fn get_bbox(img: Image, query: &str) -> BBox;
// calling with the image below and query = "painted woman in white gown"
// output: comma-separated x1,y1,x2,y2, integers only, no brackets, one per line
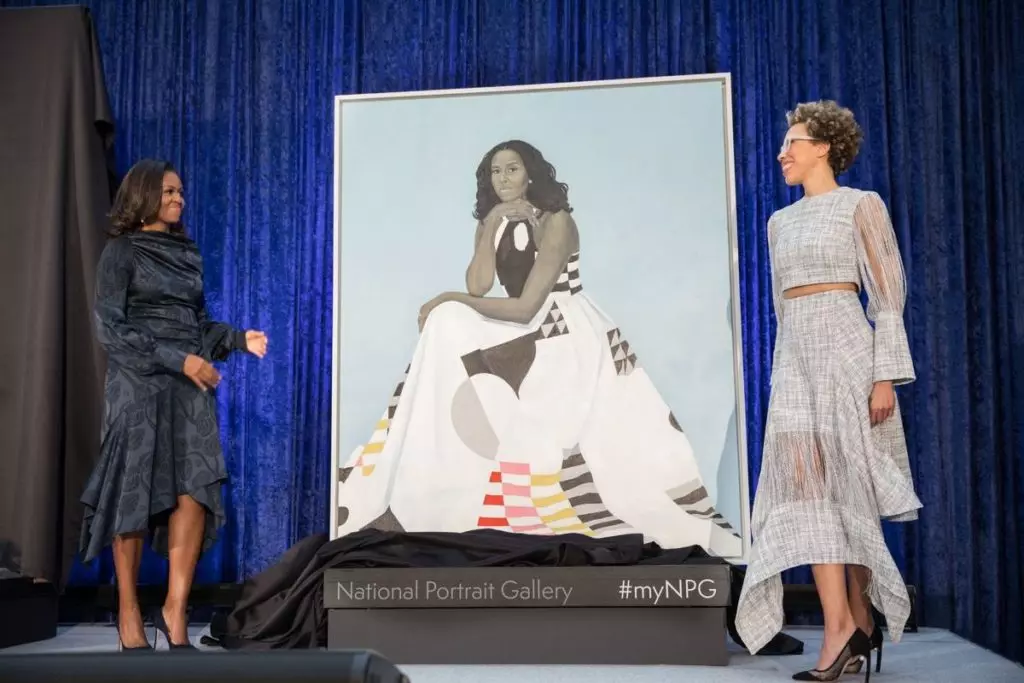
335,139,741,557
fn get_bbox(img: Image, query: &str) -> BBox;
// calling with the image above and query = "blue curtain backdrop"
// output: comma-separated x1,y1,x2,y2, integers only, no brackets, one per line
2,0,1021,663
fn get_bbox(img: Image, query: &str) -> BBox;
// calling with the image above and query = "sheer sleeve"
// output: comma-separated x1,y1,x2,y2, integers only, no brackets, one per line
853,192,916,385
94,237,188,374
197,293,247,362
767,215,785,376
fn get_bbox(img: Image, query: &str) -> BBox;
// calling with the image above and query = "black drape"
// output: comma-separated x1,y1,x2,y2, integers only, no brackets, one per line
0,6,114,586
208,530,748,651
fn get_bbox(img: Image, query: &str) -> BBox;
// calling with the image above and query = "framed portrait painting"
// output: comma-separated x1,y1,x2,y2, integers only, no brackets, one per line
330,74,751,562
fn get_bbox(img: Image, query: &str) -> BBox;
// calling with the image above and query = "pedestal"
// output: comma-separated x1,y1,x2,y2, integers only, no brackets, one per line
324,564,731,666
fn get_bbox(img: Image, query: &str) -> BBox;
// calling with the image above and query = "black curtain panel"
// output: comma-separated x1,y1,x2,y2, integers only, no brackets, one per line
0,5,115,586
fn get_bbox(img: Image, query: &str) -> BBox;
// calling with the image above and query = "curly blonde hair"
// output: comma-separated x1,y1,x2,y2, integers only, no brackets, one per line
786,100,863,176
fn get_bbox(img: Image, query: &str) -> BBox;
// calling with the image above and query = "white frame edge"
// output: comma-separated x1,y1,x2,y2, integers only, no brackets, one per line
329,73,751,563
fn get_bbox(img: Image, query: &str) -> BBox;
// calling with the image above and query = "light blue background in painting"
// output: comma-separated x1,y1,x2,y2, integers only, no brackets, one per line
336,78,745,535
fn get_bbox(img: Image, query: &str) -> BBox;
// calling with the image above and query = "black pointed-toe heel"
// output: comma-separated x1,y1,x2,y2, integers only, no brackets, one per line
115,617,153,652
845,623,883,674
153,608,196,650
793,627,872,682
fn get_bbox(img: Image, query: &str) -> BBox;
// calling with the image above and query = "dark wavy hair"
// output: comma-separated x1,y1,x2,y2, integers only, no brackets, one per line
108,159,185,237
472,140,572,220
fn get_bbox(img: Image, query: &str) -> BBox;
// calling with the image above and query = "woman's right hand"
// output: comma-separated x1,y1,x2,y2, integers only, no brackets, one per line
183,354,221,391
485,198,539,230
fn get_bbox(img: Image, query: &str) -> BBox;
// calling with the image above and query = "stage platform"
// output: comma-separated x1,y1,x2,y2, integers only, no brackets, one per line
1,623,1021,682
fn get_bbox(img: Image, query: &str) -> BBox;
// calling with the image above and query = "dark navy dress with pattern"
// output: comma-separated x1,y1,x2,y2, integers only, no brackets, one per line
79,230,248,563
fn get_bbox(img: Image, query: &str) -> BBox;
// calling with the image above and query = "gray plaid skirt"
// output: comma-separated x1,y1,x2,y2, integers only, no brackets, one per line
735,290,922,654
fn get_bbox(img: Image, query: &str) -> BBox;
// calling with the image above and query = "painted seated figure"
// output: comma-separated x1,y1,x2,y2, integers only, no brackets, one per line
335,139,742,558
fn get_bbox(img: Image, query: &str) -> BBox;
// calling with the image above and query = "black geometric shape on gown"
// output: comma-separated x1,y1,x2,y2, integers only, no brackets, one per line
461,333,538,397
607,328,637,375
666,479,740,537
494,219,536,299
669,411,683,432
362,507,405,533
387,364,411,422
559,445,631,534
537,301,569,339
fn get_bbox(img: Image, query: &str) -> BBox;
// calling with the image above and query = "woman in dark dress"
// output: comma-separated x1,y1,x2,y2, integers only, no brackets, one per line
79,159,267,651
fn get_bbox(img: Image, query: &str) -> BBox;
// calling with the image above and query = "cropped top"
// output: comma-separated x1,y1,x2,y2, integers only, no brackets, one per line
768,186,915,385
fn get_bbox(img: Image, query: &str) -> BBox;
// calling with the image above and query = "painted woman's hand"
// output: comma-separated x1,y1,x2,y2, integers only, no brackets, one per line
418,293,455,332
485,198,539,230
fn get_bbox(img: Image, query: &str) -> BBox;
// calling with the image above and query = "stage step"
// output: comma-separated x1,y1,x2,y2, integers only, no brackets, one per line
0,576,58,649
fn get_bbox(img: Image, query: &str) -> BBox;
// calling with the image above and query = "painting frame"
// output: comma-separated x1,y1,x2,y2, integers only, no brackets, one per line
329,73,751,563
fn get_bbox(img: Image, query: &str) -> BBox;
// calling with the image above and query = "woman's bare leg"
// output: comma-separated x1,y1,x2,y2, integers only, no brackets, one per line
162,495,205,644
112,532,148,647
847,564,875,634
811,564,857,670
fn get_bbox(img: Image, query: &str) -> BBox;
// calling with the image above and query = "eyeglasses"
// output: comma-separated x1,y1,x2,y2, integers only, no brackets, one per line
779,135,821,155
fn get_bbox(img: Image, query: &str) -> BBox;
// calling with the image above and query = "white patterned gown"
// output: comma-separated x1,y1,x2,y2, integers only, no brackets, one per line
334,217,743,558
735,187,923,654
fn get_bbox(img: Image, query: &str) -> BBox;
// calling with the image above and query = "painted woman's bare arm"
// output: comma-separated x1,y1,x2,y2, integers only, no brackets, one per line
465,220,495,297
448,211,576,324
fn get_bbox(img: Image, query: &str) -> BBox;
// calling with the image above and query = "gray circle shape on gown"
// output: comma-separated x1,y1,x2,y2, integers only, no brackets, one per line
450,379,501,460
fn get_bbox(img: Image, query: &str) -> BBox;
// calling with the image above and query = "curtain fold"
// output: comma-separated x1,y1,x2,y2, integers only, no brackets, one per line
0,5,113,587
1,0,1019,664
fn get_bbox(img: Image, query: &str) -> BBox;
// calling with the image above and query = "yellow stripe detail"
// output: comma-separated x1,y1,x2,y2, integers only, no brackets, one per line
530,473,560,486
362,441,385,454
532,492,567,508
540,508,578,523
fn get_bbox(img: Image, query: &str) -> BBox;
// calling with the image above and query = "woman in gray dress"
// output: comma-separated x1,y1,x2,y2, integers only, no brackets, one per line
735,102,922,681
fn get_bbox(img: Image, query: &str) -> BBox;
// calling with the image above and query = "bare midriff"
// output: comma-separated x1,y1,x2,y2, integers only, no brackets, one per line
783,282,859,300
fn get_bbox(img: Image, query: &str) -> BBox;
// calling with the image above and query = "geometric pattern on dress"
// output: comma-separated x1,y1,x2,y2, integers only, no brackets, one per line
361,506,405,533
558,444,631,534
551,252,582,295
668,410,684,432
535,300,570,340
666,477,740,536
460,333,537,397
477,446,631,536
340,364,410,482
606,327,637,375
452,300,575,462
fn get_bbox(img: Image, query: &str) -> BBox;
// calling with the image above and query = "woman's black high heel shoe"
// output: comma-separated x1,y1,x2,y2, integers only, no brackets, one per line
845,623,883,674
793,627,873,682
153,608,196,650
115,617,153,652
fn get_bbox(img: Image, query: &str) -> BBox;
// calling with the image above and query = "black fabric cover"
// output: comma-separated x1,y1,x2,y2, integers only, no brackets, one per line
208,530,717,649
0,6,115,585
207,529,803,656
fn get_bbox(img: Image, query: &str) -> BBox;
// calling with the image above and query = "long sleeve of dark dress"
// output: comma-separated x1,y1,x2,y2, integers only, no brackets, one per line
79,231,247,563
93,235,247,371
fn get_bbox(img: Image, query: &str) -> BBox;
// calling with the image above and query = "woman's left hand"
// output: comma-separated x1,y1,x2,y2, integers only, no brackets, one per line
245,330,268,358
869,380,894,426
418,293,455,332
